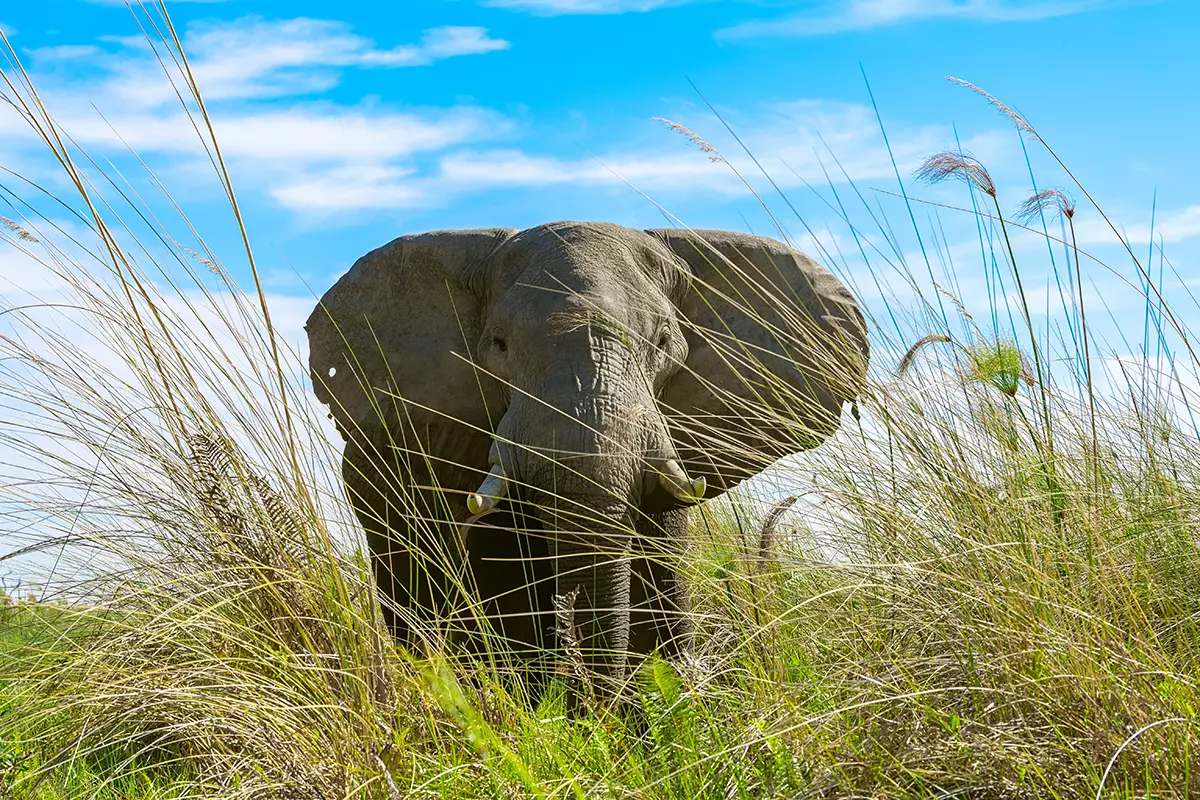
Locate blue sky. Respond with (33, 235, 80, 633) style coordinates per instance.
(0, 0, 1197, 365)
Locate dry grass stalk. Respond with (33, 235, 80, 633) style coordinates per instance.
(552, 584, 594, 708)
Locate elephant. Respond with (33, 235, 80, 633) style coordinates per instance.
(306, 221, 869, 693)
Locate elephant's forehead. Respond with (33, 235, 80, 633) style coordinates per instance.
(493, 227, 672, 324)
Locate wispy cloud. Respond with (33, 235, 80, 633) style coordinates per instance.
(270, 165, 428, 211)
(484, 0, 691, 14)
(0, 14, 1038, 221)
(1074, 205, 1200, 247)
(102, 18, 509, 107)
(0, 16, 513, 214)
(720, 0, 1120, 38)
(10, 105, 501, 164)
(273, 99, 1008, 212)
(25, 45, 103, 60)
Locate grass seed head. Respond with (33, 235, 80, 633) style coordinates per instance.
(653, 117, 727, 163)
(946, 76, 1036, 134)
(915, 151, 996, 198)
(1016, 188, 1077, 223)
(898, 334, 954, 377)
(0, 216, 38, 243)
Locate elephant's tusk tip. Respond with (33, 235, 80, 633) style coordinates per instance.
(467, 493, 489, 515)
(656, 465, 706, 504)
(467, 463, 507, 515)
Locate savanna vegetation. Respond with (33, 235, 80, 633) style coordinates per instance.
(1, 6, 1197, 798)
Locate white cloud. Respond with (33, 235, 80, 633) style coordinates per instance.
(0, 242, 70, 295)
(1073, 205, 1200, 247)
(214, 108, 498, 162)
(0, 21, 15, 37)
(437, 100, 995, 193)
(255, 99, 1007, 212)
(271, 165, 426, 211)
(484, 0, 689, 13)
(719, 0, 1120, 38)
(25, 45, 103, 60)
(0, 15, 1014, 217)
(2, 101, 498, 167)
(103, 18, 508, 107)
(0, 16, 512, 213)
(437, 148, 717, 189)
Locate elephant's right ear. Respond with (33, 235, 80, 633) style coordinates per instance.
(306, 229, 517, 444)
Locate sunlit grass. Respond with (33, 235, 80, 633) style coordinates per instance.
(1, 4, 1199, 799)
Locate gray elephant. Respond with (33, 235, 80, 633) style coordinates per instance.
(306, 221, 868, 689)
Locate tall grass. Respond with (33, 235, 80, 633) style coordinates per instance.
(1, 6, 1199, 798)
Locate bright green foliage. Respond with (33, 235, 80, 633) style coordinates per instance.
(965, 340, 1030, 397)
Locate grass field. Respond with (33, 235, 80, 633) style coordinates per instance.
(2, 7, 1199, 799)
(3, 408, 1199, 798)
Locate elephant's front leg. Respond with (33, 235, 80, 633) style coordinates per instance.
(344, 438, 468, 649)
(628, 507, 694, 660)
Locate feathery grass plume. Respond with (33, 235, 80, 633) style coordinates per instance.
(915, 151, 996, 197)
(755, 495, 796, 569)
(653, 117, 727, 163)
(174, 240, 219, 275)
(1015, 188, 1076, 223)
(934, 282, 981, 334)
(0, 216, 38, 243)
(946, 76, 1035, 134)
(898, 333, 955, 377)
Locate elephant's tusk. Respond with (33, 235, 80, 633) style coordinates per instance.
(656, 459, 707, 504)
(467, 465, 507, 515)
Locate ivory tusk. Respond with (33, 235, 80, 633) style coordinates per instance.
(656, 459, 707, 504)
(467, 465, 507, 515)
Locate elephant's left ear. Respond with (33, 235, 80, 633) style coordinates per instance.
(646, 228, 870, 495)
(306, 229, 517, 444)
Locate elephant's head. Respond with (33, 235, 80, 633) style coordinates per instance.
(306, 222, 868, 679)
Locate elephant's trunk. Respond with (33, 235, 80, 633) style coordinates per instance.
(491, 381, 652, 688)
(542, 495, 634, 688)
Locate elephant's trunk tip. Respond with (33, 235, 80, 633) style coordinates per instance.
(467, 464, 507, 515)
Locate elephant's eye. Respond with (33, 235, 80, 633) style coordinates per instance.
(492, 335, 507, 353)
(656, 328, 671, 350)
